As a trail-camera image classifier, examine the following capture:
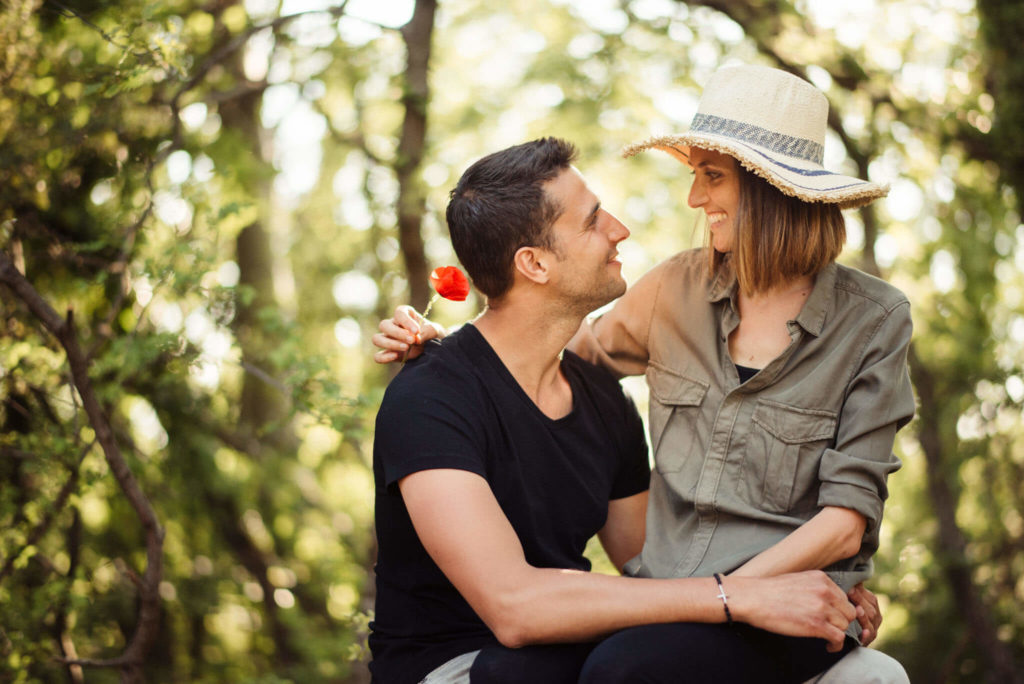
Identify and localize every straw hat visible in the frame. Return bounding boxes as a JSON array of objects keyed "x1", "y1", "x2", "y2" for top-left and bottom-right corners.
[{"x1": 623, "y1": 65, "x2": 888, "y2": 209}]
